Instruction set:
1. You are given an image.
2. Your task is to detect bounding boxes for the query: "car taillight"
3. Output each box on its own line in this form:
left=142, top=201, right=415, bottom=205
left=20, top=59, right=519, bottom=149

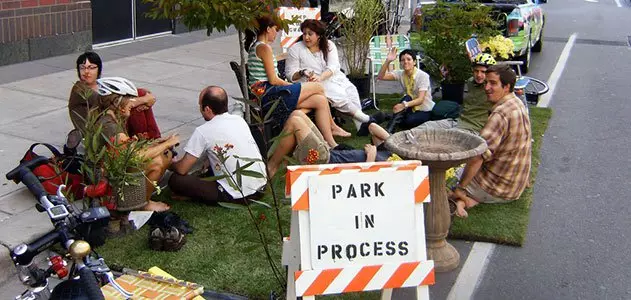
left=507, top=19, right=520, bottom=36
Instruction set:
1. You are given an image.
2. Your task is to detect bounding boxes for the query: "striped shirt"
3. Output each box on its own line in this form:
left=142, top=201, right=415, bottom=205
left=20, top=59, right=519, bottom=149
left=474, top=93, right=531, bottom=200
left=247, top=41, right=277, bottom=85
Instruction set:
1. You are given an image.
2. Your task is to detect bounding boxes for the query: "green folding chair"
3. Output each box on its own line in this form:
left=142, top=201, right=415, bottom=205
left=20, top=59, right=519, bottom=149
left=368, top=34, right=420, bottom=109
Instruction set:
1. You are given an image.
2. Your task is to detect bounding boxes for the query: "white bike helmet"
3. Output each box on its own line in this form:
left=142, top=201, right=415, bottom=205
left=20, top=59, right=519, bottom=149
left=96, top=77, right=139, bottom=97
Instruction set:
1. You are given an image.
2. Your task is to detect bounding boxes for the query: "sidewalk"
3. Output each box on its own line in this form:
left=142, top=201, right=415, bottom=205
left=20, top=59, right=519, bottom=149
left=0, top=28, right=471, bottom=299
left=0, top=28, right=246, bottom=288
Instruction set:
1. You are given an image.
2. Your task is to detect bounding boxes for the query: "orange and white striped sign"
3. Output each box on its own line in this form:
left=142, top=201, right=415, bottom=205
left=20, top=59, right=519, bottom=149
left=286, top=161, right=430, bottom=211
left=294, top=261, right=435, bottom=296
left=283, top=161, right=433, bottom=299
left=277, top=7, right=321, bottom=52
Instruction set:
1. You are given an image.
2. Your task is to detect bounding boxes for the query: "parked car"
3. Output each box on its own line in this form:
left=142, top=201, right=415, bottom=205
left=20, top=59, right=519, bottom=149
left=411, top=0, right=546, bottom=73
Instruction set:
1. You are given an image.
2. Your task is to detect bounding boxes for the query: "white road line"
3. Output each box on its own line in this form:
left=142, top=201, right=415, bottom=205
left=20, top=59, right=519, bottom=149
left=537, top=33, right=578, bottom=108
left=584, top=0, right=598, bottom=3
left=614, top=0, right=622, bottom=7
left=446, top=242, right=496, bottom=300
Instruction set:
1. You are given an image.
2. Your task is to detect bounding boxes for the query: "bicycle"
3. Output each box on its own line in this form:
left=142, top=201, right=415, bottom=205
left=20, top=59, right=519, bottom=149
left=512, top=60, right=550, bottom=106
left=6, top=156, right=133, bottom=300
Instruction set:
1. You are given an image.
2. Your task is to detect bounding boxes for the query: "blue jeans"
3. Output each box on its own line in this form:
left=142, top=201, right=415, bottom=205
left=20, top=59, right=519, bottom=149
left=399, top=95, right=431, bottom=129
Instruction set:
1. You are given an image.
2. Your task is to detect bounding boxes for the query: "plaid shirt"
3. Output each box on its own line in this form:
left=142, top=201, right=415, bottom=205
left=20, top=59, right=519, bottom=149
left=474, top=93, right=531, bottom=200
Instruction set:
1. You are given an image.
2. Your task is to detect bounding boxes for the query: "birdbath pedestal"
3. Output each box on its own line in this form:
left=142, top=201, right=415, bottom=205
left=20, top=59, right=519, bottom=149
left=385, top=128, right=487, bottom=272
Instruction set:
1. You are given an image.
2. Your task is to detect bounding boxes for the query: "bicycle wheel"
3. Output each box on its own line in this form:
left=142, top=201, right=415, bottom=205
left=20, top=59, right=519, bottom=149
left=522, top=76, right=549, bottom=96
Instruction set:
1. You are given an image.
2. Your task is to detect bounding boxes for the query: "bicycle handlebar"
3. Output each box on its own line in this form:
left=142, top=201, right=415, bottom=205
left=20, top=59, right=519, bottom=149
left=6, top=156, right=51, bottom=206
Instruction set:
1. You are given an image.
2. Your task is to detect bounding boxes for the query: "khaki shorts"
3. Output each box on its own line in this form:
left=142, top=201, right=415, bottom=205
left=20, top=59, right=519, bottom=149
left=293, top=124, right=330, bottom=165
left=454, top=167, right=512, bottom=204
left=464, top=180, right=513, bottom=204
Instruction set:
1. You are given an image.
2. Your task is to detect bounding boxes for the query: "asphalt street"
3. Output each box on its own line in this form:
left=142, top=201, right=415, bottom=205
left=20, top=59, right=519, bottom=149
left=475, top=0, right=631, bottom=299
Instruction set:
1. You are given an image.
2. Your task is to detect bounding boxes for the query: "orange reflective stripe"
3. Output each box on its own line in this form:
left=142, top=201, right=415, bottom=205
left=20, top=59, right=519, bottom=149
left=415, top=177, right=430, bottom=203
left=383, top=262, right=419, bottom=289
left=420, top=269, right=435, bottom=286
left=303, top=269, right=343, bottom=296
left=292, top=191, right=309, bottom=211
left=342, top=265, right=381, bottom=293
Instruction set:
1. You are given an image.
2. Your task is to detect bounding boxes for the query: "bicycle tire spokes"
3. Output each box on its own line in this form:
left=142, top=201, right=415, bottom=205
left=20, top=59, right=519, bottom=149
left=522, top=76, right=549, bottom=96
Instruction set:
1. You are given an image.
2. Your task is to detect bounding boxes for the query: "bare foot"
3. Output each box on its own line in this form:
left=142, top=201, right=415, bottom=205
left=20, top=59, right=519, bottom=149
left=332, top=126, right=351, bottom=138
left=455, top=200, right=468, bottom=218
left=143, top=200, right=170, bottom=212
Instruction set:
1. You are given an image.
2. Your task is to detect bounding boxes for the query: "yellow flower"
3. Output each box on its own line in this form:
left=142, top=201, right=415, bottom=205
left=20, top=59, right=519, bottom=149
left=480, top=35, right=515, bottom=60
left=387, top=154, right=403, bottom=161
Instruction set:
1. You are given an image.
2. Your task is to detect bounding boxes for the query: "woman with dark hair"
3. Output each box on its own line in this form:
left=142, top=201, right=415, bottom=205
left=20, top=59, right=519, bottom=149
left=377, top=48, right=435, bottom=132
left=68, top=51, right=161, bottom=139
left=285, top=19, right=373, bottom=134
left=245, top=16, right=348, bottom=148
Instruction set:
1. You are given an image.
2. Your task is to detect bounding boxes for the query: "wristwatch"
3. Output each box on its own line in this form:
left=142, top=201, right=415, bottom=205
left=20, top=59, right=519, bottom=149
left=402, top=101, right=409, bottom=108
left=298, top=69, right=307, bottom=77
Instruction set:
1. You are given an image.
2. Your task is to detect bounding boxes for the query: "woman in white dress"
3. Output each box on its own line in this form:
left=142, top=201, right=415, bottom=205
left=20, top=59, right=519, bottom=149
left=286, top=19, right=375, bottom=135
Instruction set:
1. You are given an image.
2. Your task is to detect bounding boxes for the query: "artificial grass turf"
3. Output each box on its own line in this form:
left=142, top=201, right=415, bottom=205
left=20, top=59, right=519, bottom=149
left=448, top=107, right=553, bottom=246
left=97, top=94, right=551, bottom=297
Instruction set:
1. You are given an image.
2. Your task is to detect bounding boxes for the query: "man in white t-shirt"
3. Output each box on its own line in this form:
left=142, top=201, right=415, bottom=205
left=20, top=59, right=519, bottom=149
left=169, top=86, right=267, bottom=204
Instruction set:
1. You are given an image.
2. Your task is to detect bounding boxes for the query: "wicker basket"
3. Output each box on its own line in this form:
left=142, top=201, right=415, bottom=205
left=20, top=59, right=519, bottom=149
left=115, top=174, right=147, bottom=211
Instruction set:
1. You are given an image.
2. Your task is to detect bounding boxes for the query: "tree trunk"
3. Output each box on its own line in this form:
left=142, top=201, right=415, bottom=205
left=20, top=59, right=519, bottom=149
left=238, top=30, right=251, bottom=124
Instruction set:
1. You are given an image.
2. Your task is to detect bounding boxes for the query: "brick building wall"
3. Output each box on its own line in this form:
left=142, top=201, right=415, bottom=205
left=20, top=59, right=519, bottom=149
left=0, top=0, right=92, bottom=66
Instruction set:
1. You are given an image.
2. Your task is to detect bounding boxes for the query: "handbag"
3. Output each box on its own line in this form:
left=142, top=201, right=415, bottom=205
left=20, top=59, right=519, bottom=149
left=20, top=143, right=84, bottom=199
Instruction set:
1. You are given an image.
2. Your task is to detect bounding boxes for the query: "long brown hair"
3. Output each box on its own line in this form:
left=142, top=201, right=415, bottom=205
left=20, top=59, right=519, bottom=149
left=245, top=16, right=279, bottom=52
left=297, top=19, right=329, bottom=62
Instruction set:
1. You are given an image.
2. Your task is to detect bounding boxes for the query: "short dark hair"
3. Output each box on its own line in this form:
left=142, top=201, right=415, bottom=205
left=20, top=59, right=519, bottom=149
left=486, top=64, right=516, bottom=92
left=76, top=51, right=103, bottom=79
left=399, top=49, right=417, bottom=63
left=200, top=86, right=228, bottom=114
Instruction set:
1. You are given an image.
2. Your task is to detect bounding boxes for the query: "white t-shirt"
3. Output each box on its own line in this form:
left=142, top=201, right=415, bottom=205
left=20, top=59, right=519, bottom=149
left=392, top=68, right=435, bottom=112
left=184, top=113, right=267, bottom=198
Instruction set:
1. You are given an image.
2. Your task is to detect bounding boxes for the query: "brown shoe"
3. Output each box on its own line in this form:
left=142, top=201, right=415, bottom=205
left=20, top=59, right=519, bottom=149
left=149, top=227, right=164, bottom=251
left=162, top=227, right=186, bottom=251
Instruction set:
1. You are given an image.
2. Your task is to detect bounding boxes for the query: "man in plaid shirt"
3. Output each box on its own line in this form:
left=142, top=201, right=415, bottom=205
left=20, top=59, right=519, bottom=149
left=452, top=64, right=532, bottom=218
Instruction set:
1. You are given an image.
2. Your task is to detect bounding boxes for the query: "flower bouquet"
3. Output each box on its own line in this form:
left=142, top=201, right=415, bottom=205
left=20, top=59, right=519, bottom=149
left=479, top=35, right=515, bottom=61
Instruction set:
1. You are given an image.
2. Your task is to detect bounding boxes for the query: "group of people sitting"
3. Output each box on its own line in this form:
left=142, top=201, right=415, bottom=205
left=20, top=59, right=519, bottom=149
left=247, top=17, right=532, bottom=218
left=67, top=17, right=532, bottom=219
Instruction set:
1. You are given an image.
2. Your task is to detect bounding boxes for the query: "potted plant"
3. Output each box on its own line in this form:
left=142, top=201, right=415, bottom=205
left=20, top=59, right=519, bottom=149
left=413, top=0, right=498, bottom=103
left=102, top=126, right=153, bottom=211
left=339, top=0, right=384, bottom=99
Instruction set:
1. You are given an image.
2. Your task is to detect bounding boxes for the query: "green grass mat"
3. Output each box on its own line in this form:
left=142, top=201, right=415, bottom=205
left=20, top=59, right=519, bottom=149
left=97, top=95, right=551, bottom=297
left=448, top=107, right=553, bottom=246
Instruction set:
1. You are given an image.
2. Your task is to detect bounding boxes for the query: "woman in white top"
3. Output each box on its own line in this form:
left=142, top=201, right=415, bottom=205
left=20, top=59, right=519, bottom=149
left=245, top=16, right=349, bottom=148
left=285, top=19, right=372, bottom=133
left=377, top=48, right=435, bottom=132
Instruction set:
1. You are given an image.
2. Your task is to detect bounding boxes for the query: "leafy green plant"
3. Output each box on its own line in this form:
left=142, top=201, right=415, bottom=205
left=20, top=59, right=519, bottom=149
left=340, top=0, right=384, bottom=77
left=142, top=0, right=301, bottom=122
left=102, top=130, right=153, bottom=202
left=414, top=0, right=498, bottom=83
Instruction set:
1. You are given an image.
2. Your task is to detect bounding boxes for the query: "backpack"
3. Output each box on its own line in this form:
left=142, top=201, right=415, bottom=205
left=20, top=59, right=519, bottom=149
left=20, top=143, right=84, bottom=199
left=431, top=100, right=461, bottom=121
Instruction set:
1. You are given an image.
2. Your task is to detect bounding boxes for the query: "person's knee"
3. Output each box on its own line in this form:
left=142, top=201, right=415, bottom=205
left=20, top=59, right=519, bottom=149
left=304, top=82, right=324, bottom=94
left=146, top=156, right=169, bottom=177
left=290, top=110, right=307, bottom=118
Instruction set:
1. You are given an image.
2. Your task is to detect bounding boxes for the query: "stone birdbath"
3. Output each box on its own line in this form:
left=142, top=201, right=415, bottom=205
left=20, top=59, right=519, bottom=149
left=385, top=128, right=487, bottom=272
